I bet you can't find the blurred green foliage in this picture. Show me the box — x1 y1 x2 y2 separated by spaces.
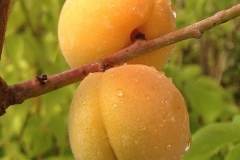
0 0 239 159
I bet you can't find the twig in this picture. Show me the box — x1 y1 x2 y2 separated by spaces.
0 0 11 59
0 3 240 116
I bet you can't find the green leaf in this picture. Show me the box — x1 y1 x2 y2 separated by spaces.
233 115 240 124
3 141 28 160
22 116 53 158
226 144 240 160
182 122 240 160
5 1 25 37
184 77 227 123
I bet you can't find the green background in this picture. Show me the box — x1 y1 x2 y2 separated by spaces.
0 0 240 159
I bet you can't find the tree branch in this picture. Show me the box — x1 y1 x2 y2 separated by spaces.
0 0 11 59
0 3 240 116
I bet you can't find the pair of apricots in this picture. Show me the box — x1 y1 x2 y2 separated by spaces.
58 0 191 159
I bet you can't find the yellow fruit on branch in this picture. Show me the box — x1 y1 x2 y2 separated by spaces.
58 0 176 70
68 64 191 160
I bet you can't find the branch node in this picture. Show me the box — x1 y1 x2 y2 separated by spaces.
195 30 204 39
35 74 48 85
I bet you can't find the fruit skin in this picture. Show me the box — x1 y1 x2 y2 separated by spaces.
68 64 190 160
58 0 176 70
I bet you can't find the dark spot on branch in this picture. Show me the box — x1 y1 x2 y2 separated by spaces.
35 74 48 85
82 69 87 75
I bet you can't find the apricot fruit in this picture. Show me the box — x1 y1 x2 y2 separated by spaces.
58 0 176 70
68 64 190 160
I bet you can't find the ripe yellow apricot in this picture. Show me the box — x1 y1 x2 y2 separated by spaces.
68 65 191 160
58 0 176 70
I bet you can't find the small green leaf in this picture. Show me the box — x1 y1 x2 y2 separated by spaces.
183 122 240 160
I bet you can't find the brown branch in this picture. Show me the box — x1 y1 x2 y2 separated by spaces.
0 0 11 59
0 3 240 116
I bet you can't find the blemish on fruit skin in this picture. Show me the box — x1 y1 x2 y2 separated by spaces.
167 89 170 94
133 78 139 82
113 103 118 108
141 126 146 130
165 100 169 105
128 98 133 102
170 117 175 122
115 89 123 97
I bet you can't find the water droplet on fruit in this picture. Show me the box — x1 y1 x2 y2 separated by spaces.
128 98 133 101
133 78 138 82
165 100 169 105
185 139 191 152
172 10 177 19
116 89 123 97
170 3 177 18
113 104 118 108
167 144 171 150
142 126 146 130
169 117 175 122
